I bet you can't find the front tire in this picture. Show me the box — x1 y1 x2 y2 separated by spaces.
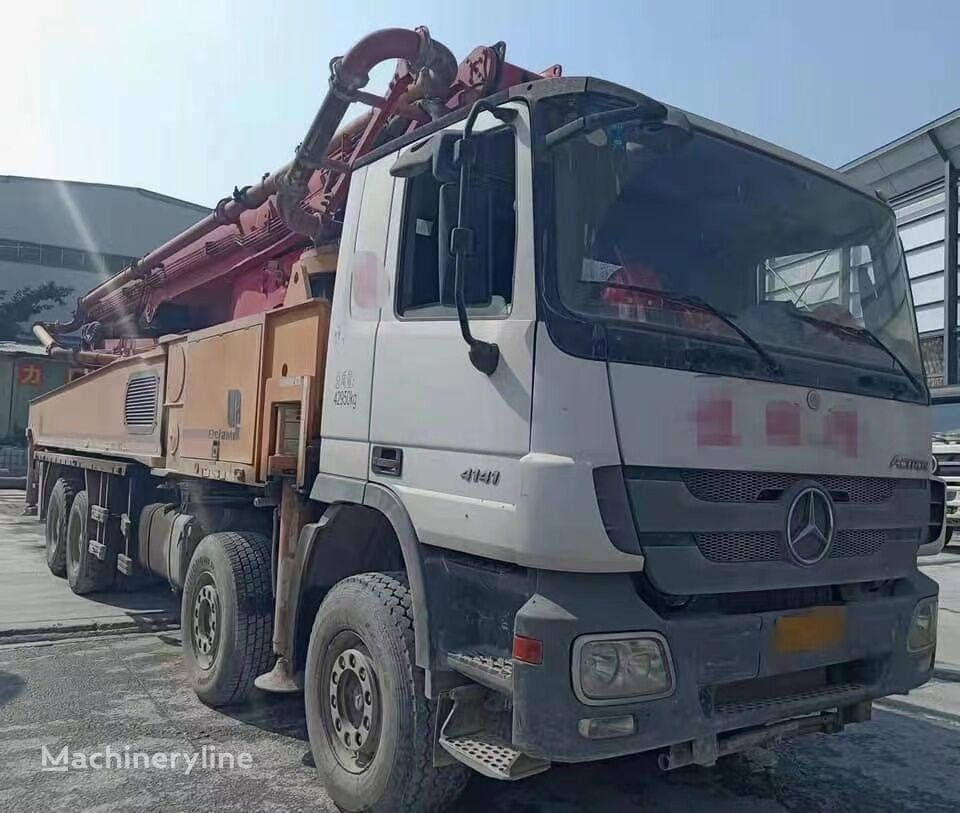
66 490 114 594
45 477 76 577
305 572 468 813
181 531 274 707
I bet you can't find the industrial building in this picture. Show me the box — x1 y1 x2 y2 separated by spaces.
839 108 960 391
0 175 208 477
0 175 208 335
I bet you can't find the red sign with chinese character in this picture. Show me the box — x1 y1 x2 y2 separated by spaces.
17 363 43 386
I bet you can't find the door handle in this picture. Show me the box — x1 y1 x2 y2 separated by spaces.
371 446 403 477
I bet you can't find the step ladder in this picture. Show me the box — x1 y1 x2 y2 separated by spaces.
438 659 550 781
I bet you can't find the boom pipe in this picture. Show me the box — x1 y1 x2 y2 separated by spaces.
32 323 117 367
47 26 455 336
42 31 559 341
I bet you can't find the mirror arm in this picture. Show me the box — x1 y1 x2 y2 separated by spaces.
451 100 515 376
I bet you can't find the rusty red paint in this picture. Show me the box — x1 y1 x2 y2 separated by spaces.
766 400 802 446
696 398 740 447
824 409 858 457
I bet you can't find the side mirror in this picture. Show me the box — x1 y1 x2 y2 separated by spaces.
448 101 516 375
390 131 460 182
438 183 492 308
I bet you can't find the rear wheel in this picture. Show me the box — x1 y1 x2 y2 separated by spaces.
181 531 274 707
45 477 76 577
305 572 468 813
66 490 115 594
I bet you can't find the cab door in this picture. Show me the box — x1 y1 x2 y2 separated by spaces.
318 163 394 481
369 105 536 559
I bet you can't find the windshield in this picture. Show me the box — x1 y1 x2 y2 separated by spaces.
541 96 926 403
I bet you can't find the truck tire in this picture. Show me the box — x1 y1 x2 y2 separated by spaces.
304 572 469 813
66 490 115 594
45 477 76 577
181 531 274 707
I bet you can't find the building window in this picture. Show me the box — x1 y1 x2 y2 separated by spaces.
0 237 133 274
61 248 86 269
40 244 63 266
921 333 947 388
17 243 41 264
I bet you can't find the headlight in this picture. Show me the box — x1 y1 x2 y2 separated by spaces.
574 634 674 705
931 455 939 474
907 597 938 652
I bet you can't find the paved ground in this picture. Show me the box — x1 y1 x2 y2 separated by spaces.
1 491 960 811
0 491 178 641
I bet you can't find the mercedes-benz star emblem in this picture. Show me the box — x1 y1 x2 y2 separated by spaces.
785 486 834 565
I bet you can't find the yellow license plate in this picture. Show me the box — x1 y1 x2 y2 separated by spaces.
774 607 846 653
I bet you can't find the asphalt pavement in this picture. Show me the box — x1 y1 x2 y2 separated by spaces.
1 491 960 811
0 491 178 643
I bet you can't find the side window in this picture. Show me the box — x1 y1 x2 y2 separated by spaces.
396 128 516 318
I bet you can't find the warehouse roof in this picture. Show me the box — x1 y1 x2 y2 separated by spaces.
839 107 960 200
0 175 209 258
0 342 47 357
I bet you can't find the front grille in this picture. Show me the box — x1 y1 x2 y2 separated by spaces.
682 469 916 504
929 479 946 544
710 660 877 717
715 682 863 715
697 532 781 563
696 529 902 563
830 529 886 558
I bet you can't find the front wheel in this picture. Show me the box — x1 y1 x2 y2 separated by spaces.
181 531 274 707
305 572 468 813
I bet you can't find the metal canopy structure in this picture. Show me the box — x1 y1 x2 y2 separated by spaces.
840 108 960 388
840 107 960 199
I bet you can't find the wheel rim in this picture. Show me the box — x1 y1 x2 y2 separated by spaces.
192 575 220 671
322 633 381 774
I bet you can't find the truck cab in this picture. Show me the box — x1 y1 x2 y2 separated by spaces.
308 74 937 777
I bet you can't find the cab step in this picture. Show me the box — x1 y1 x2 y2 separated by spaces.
439 731 550 781
447 650 513 695
437 683 550 781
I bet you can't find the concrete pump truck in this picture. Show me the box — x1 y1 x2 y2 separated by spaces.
25 25 941 812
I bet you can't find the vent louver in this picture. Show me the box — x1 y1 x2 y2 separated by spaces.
124 374 158 431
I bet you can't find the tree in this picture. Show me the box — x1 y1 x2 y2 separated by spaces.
0 282 74 341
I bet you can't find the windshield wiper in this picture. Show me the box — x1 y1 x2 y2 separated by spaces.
783 309 926 396
543 100 668 149
597 282 783 376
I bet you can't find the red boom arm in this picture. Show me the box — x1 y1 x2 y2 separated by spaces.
46 29 559 348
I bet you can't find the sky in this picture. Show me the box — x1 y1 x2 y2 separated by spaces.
3 0 959 208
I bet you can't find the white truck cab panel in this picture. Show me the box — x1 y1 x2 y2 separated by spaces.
367 103 539 561
319 163 395 481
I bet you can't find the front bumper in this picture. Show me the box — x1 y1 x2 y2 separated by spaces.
512 570 937 762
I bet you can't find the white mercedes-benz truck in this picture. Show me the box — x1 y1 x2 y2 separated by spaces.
27 37 941 811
